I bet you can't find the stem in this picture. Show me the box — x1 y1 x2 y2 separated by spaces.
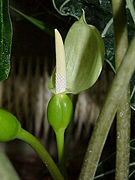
79 36 135 180
115 94 130 180
112 1 130 180
17 128 64 180
56 129 66 177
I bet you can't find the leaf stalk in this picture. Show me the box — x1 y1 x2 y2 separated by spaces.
79 35 135 180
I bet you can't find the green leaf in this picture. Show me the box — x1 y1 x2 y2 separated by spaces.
0 0 12 81
49 13 105 94
0 149 20 180
52 0 112 28
95 153 115 179
130 71 135 110
94 139 135 179
65 14 104 94
126 0 135 24
10 6 53 36
52 0 82 19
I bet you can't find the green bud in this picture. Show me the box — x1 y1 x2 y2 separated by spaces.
0 109 21 142
47 94 73 133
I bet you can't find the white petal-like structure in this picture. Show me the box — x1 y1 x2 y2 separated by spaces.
55 29 66 94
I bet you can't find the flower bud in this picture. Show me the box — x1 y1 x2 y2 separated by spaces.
47 94 73 133
0 109 21 142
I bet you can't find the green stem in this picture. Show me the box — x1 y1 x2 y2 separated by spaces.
112 1 130 180
56 129 66 177
115 92 130 180
79 36 135 180
17 128 64 180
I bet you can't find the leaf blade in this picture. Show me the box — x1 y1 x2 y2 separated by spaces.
10 6 53 36
55 29 66 94
65 15 105 94
0 0 12 81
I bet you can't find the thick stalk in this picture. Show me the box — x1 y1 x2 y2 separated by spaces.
56 129 66 177
17 128 64 180
112 1 130 180
79 36 135 180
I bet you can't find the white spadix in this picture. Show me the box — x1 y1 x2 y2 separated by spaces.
55 29 66 94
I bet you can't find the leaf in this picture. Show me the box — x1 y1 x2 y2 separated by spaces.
126 0 135 24
93 139 135 179
55 29 66 93
0 0 12 81
49 13 105 94
130 71 135 110
126 1 135 110
52 0 112 28
10 6 53 36
0 149 20 180
94 152 115 179
52 0 83 19
65 14 104 94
